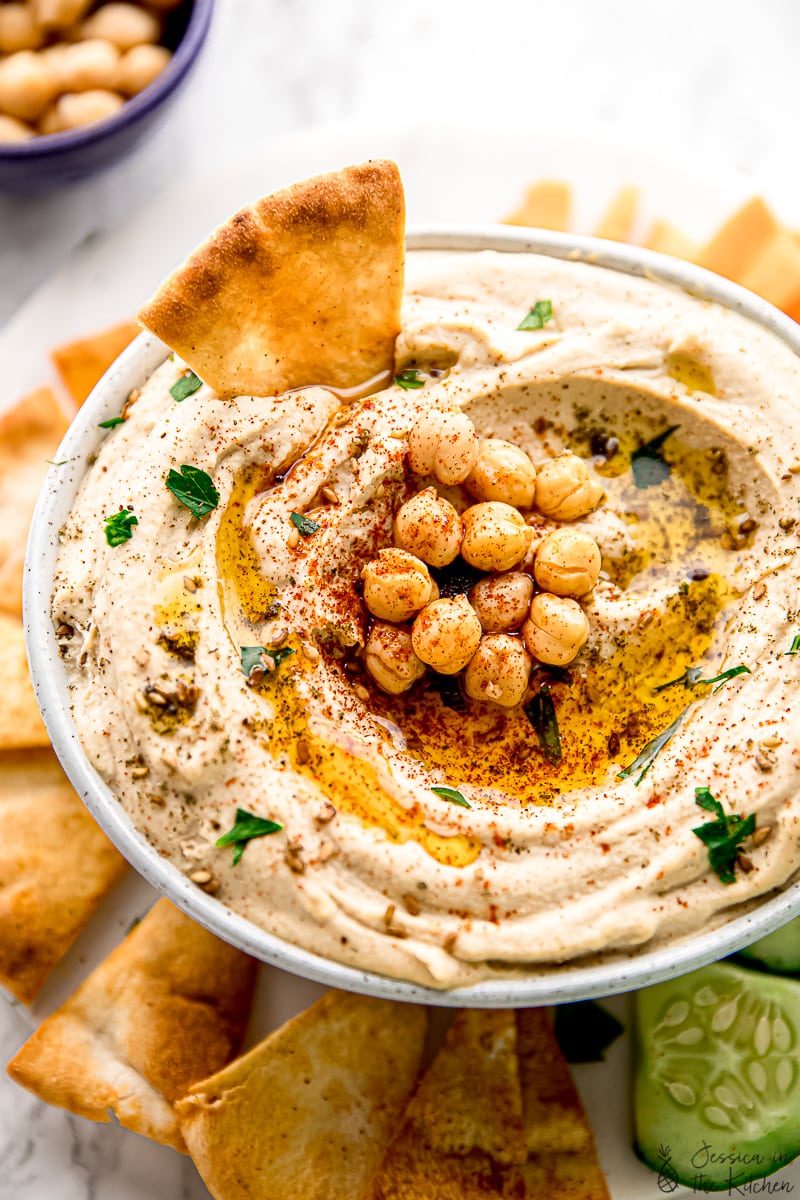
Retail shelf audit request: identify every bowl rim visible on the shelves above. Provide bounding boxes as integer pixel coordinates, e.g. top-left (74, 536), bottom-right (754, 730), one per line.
top-left (24, 223), bottom-right (800, 1007)
top-left (0, 0), bottom-right (214, 162)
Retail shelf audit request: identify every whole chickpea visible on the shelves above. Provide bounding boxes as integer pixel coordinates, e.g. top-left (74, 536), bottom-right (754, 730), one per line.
top-left (364, 622), bottom-right (426, 695)
top-left (411, 595), bottom-right (482, 675)
top-left (361, 548), bottom-right (434, 623)
top-left (534, 528), bottom-right (601, 597)
top-left (469, 571), bottom-right (534, 632)
top-left (0, 113), bottom-right (34, 142)
top-left (80, 3), bottom-right (160, 51)
top-left (466, 438), bottom-right (537, 508)
top-left (41, 88), bottom-right (124, 133)
top-left (0, 5), bottom-right (43, 54)
top-left (522, 593), bottom-right (590, 666)
top-left (407, 409), bottom-right (479, 486)
top-left (461, 502), bottom-right (534, 573)
top-left (464, 634), bottom-right (532, 708)
top-left (115, 43), bottom-right (171, 96)
top-left (0, 51), bottom-right (55, 122)
top-left (394, 487), bottom-right (463, 568)
top-left (55, 39), bottom-right (120, 92)
top-left (535, 452), bottom-right (604, 521)
top-left (32, 0), bottom-right (93, 31)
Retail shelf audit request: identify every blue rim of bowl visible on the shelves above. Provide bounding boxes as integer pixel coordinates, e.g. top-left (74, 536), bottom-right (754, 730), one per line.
top-left (23, 224), bottom-right (800, 1007)
top-left (0, 0), bottom-right (214, 161)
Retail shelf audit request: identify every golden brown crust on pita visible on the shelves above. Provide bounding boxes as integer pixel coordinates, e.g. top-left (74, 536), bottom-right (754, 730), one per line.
top-left (7, 898), bottom-right (257, 1150)
top-left (50, 320), bottom-right (140, 405)
top-left (516, 1008), bottom-right (593, 1156)
top-left (137, 160), bottom-right (405, 399)
top-left (0, 748), bottom-right (127, 1003)
top-left (178, 988), bottom-right (426, 1199)
top-left (0, 614), bottom-right (50, 749)
top-left (0, 386), bottom-right (73, 617)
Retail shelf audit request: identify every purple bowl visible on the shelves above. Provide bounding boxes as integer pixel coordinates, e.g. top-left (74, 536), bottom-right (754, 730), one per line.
top-left (0, 0), bottom-right (213, 194)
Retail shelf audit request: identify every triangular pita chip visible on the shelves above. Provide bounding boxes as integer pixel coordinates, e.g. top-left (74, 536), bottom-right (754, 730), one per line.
top-left (696, 196), bottom-right (780, 282)
top-left (0, 748), bottom-right (127, 1003)
top-left (369, 1008), bottom-right (527, 1199)
top-left (517, 1009), bottom-right (610, 1199)
top-left (138, 160), bottom-right (405, 400)
top-left (7, 898), bottom-right (257, 1151)
top-left (177, 988), bottom-right (427, 1199)
top-left (644, 219), bottom-right (700, 262)
top-left (504, 180), bottom-right (571, 231)
top-left (51, 319), bottom-right (140, 404)
top-left (0, 386), bottom-right (73, 617)
top-left (593, 185), bottom-right (639, 243)
top-left (0, 613), bottom-right (51, 749)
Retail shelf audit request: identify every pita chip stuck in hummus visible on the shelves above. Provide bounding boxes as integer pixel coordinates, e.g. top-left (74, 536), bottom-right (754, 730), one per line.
top-left (137, 159), bottom-right (405, 399)
top-left (7, 898), bottom-right (257, 1150)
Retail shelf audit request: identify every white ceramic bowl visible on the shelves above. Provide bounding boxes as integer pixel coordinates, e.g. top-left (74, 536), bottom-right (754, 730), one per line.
top-left (24, 225), bottom-right (800, 1007)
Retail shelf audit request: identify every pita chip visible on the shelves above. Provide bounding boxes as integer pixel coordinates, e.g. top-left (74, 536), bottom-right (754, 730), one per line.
top-left (0, 613), bottom-right (50, 749)
top-left (644, 219), bottom-right (700, 262)
top-left (0, 386), bottom-right (72, 617)
top-left (504, 180), bottom-right (571, 231)
top-left (51, 319), bottom-right (140, 405)
top-left (369, 1008), bottom-right (527, 1200)
top-left (695, 196), bottom-right (780, 282)
top-left (593, 186), bottom-right (639, 243)
top-left (177, 988), bottom-right (426, 1199)
top-left (138, 160), bottom-right (405, 400)
top-left (517, 1008), bottom-right (610, 1199)
top-left (0, 748), bottom-right (127, 1003)
top-left (7, 898), bottom-right (257, 1151)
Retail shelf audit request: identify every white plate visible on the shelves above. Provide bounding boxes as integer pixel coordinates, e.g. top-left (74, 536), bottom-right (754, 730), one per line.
top-left (5, 119), bottom-right (800, 1198)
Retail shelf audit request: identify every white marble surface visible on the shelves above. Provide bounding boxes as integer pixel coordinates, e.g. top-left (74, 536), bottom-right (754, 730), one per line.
top-left (3, 0), bottom-right (800, 1195)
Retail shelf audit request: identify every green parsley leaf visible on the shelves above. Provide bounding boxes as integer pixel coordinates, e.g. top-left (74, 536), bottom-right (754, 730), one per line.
top-left (165, 464), bottom-right (220, 518)
top-left (517, 299), bottom-right (553, 331)
top-left (395, 369), bottom-right (425, 390)
top-left (431, 785), bottom-right (471, 809)
top-left (104, 508), bottom-right (138, 547)
top-left (786, 633), bottom-right (800, 656)
top-left (170, 371), bottom-right (203, 402)
top-left (654, 663), bottom-right (750, 695)
top-left (98, 416), bottom-right (126, 429)
top-left (290, 511), bottom-right (320, 536)
top-left (692, 786), bottom-right (756, 885)
top-left (554, 1000), bottom-right (625, 1063)
top-left (215, 806), bottom-right (282, 866)
top-left (631, 425), bottom-right (679, 489)
top-left (524, 684), bottom-right (562, 763)
top-left (618, 707), bottom-right (686, 786)
top-left (240, 644), bottom-right (295, 676)
top-left (47, 459), bottom-right (70, 466)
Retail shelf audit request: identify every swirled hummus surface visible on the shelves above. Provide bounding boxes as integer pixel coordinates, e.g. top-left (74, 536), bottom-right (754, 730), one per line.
top-left (52, 250), bottom-right (800, 988)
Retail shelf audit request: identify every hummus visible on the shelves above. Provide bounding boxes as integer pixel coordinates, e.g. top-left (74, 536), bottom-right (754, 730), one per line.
top-left (52, 250), bottom-right (800, 988)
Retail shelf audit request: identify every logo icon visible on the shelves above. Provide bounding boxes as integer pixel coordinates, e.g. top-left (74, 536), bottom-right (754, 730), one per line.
top-left (656, 1144), bottom-right (679, 1193)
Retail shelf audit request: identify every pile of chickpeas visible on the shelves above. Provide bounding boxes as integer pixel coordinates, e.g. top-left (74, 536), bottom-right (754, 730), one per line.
top-left (360, 409), bottom-right (605, 709)
top-left (0, 0), bottom-right (180, 142)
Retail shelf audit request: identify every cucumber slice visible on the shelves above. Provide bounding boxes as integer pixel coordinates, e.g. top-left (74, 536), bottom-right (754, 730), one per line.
top-left (635, 961), bottom-right (800, 1191)
top-left (739, 917), bottom-right (800, 974)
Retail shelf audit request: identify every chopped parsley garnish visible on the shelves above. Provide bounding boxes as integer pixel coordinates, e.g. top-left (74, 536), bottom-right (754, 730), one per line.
top-left (431, 785), bottom-right (471, 809)
top-left (98, 416), bottom-right (126, 429)
top-left (631, 425), bottom-right (679, 489)
top-left (216, 807), bottom-right (282, 866)
top-left (692, 786), bottom-right (756, 885)
top-left (517, 299), bottom-right (553, 331)
top-left (554, 1000), bottom-right (625, 1063)
top-left (654, 663), bottom-right (750, 695)
top-left (47, 459), bottom-right (70, 466)
top-left (290, 511), bottom-right (320, 536)
top-left (394, 369), bottom-right (425, 390)
top-left (786, 633), bottom-right (800, 656)
top-left (103, 508), bottom-right (138, 546)
top-left (165, 464), bottom-right (220, 518)
top-left (240, 644), bottom-right (295, 676)
top-left (524, 684), bottom-right (562, 764)
top-left (618, 707), bottom-right (687, 786)
top-left (170, 371), bottom-right (203, 402)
